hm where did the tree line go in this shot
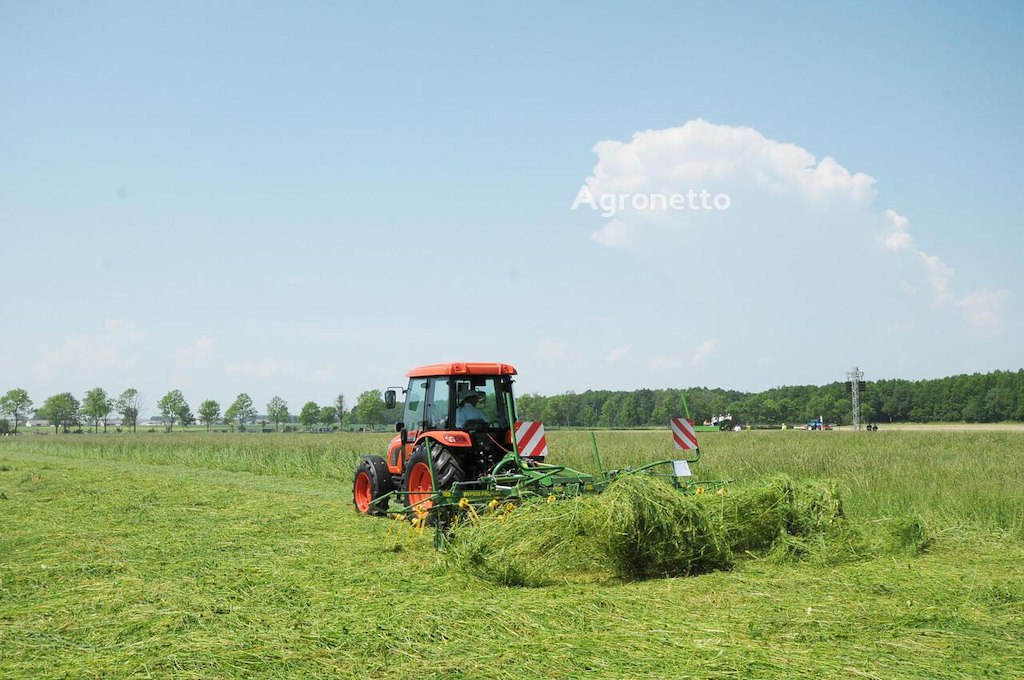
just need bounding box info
[0,386,402,435]
[0,388,357,434]
[4,369,1022,434]
[514,369,1024,427]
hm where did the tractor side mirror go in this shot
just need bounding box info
[384,389,397,409]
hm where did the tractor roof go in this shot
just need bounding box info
[407,362,517,378]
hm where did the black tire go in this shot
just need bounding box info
[353,455,394,516]
[404,444,467,502]
[403,444,468,527]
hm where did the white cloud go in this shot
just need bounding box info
[536,339,567,360]
[585,118,877,246]
[648,355,683,371]
[883,209,913,251]
[691,338,718,365]
[957,289,1009,333]
[105,318,142,342]
[220,357,341,389]
[880,210,1007,329]
[591,218,630,247]
[578,119,1010,335]
[224,358,290,380]
[33,319,142,379]
[881,210,1006,327]
[606,346,629,363]
[177,335,215,366]
[308,363,337,383]
[898,280,918,296]
[918,251,955,305]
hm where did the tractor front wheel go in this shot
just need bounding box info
[353,455,394,516]
[404,444,467,511]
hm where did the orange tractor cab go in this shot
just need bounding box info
[353,362,521,515]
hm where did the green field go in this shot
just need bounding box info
[1,431,1022,678]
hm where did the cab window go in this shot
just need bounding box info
[453,377,510,427]
[424,378,450,429]
[403,380,427,431]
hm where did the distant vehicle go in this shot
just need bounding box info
[695,413,735,432]
[798,418,832,431]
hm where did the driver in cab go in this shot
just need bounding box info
[455,389,487,427]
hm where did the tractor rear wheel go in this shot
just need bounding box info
[353,455,394,516]
[404,444,467,511]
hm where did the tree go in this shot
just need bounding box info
[542,393,576,427]
[335,393,346,429]
[984,387,1013,422]
[598,393,622,427]
[0,388,33,433]
[299,401,320,429]
[319,405,337,429]
[225,393,256,432]
[81,387,113,433]
[115,388,143,432]
[38,392,80,434]
[578,403,597,427]
[353,389,387,427]
[266,396,289,431]
[198,400,221,431]
[157,390,188,431]
[177,401,194,428]
[515,393,543,422]
[617,393,641,427]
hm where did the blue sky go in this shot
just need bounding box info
[2,1,1022,415]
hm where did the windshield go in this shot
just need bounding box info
[453,376,514,429]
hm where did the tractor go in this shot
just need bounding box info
[352,362,724,535]
[353,362,530,516]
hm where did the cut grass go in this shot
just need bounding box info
[1,431,1023,677]
[5,429,1021,535]
[446,474,919,587]
[551,429,1024,536]
[0,432,380,481]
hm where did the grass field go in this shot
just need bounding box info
[1,430,1022,678]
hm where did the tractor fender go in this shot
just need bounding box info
[388,430,475,475]
[412,430,473,450]
[386,434,405,475]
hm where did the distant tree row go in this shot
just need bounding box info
[0,388,350,434]
[515,369,1024,427]
[5,369,1022,434]
[152,391,350,432]
[0,387,143,435]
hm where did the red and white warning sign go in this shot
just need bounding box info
[670,416,699,451]
[515,421,549,459]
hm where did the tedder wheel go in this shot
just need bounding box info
[403,444,467,512]
[353,455,394,516]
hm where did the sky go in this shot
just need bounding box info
[2,1,1022,416]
